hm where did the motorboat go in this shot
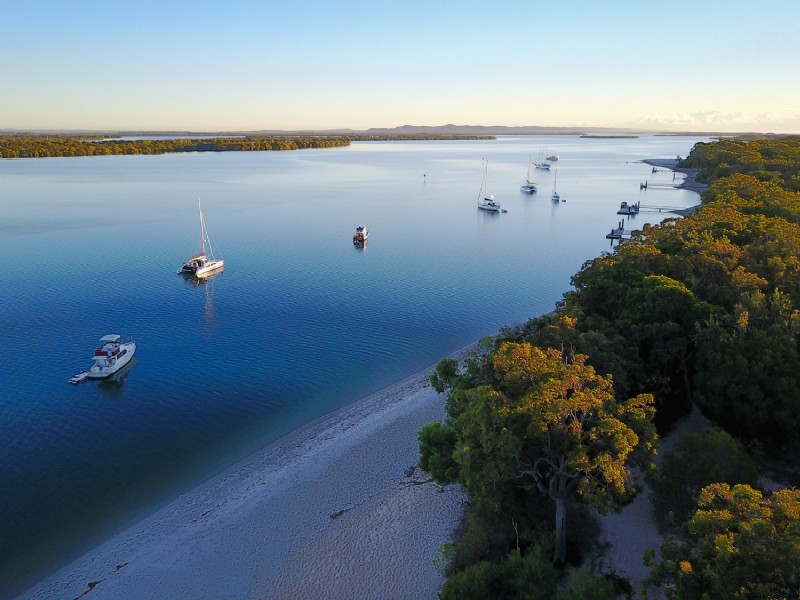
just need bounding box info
[617,201,640,215]
[477,160,501,212]
[180,199,224,278]
[87,334,137,379]
[547,154,560,162]
[353,225,369,245]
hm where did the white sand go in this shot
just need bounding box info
[18,361,468,600]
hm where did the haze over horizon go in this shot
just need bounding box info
[4,0,799,134]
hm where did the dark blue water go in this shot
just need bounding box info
[0,135,706,595]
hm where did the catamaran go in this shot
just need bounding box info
[179,198,224,278]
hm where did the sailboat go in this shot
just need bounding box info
[477,160,501,212]
[520,155,537,194]
[534,148,551,170]
[179,198,224,278]
[552,169,563,202]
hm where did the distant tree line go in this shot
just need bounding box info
[0,135,350,158]
[420,135,800,599]
[680,136,800,192]
[0,133,495,159]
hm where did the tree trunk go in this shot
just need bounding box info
[554,493,567,566]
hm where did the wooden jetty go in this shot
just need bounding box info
[638,203,687,213]
[606,219,632,240]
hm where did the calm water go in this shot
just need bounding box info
[0,135,707,595]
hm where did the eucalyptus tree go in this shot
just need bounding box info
[421,342,657,565]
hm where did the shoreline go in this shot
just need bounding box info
[642,158,708,215]
[17,345,476,600]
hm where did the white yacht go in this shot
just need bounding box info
[353,225,369,245]
[87,334,136,379]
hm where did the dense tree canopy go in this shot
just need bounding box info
[644,484,800,599]
[0,133,493,159]
[0,134,349,158]
[647,427,757,531]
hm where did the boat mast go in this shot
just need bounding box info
[479,160,489,201]
[198,197,207,256]
[198,197,216,260]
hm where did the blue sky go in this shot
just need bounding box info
[3,0,799,132]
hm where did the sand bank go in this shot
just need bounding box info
[18,356,470,600]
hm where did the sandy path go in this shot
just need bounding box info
[593,408,710,598]
[17,363,467,600]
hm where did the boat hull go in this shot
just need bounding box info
[195,260,224,278]
[87,342,137,379]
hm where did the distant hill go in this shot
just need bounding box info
[2,125,760,137]
[247,124,648,136]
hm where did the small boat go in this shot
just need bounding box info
[353,225,369,245]
[68,371,90,385]
[520,156,537,194]
[477,160,501,212]
[87,334,137,379]
[179,198,224,278]
[547,154,559,162]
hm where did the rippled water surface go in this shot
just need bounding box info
[0,135,707,594]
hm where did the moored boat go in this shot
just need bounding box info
[180,199,224,278]
[87,334,136,379]
[353,225,369,245]
[520,156,537,194]
[617,201,640,215]
[477,160,501,212]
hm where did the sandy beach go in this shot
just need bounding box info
[17,355,469,600]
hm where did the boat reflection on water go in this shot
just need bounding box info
[97,358,137,395]
[353,238,368,252]
[181,268,222,334]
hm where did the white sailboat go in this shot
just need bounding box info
[477,160,501,212]
[552,169,563,202]
[534,148,551,170]
[520,155,537,194]
[179,198,224,278]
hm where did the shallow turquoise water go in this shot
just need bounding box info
[0,135,706,595]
